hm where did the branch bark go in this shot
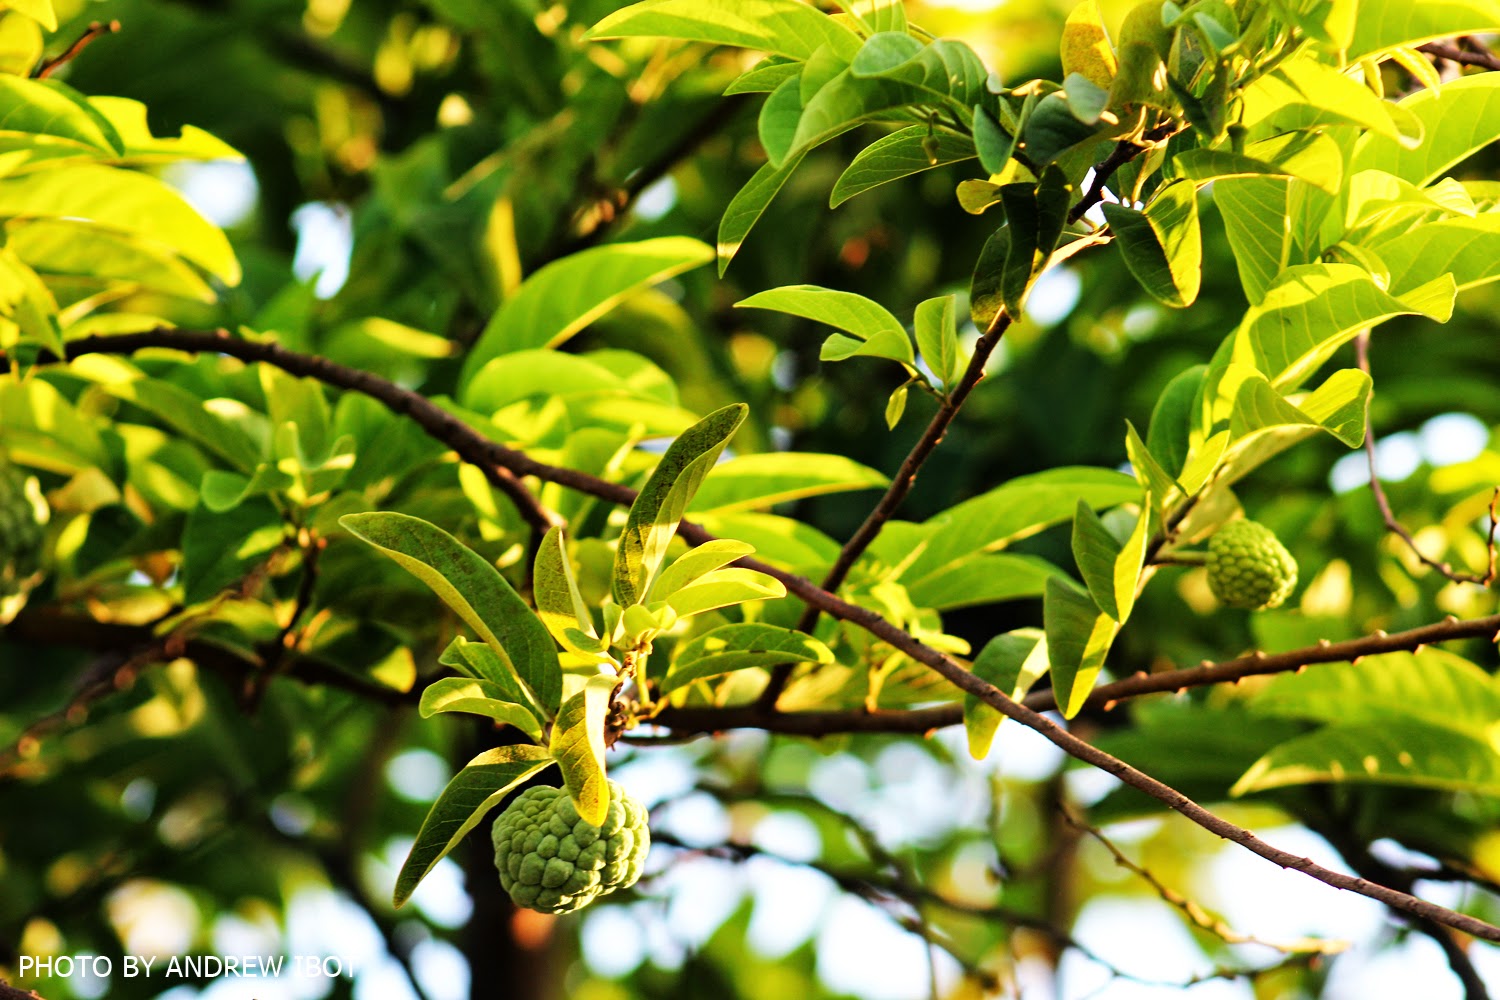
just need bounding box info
[20,328,1500,943]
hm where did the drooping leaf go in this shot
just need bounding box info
[1232,721,1500,797]
[181,497,284,605]
[1043,577,1120,718]
[393,744,554,907]
[1212,176,1291,304]
[534,527,605,659]
[0,76,122,154]
[418,678,546,741]
[549,673,620,826]
[913,294,963,389]
[1060,0,1117,89]
[661,623,833,694]
[689,452,889,513]
[341,512,562,714]
[964,629,1049,758]
[613,403,748,606]
[462,237,714,380]
[1227,368,1371,450]
[586,0,864,61]
[1102,177,1201,307]
[719,149,809,274]
[737,284,914,366]
[1347,0,1500,61]
[830,126,977,208]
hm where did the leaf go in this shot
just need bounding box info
[719,150,809,274]
[0,163,238,283]
[393,744,554,906]
[1212,176,1290,304]
[5,0,56,31]
[830,126,977,208]
[1347,0,1500,61]
[1021,91,1109,165]
[613,403,747,606]
[181,497,283,605]
[1060,0,1117,89]
[1071,498,1147,624]
[884,383,908,429]
[1102,177,1201,307]
[462,237,714,380]
[905,552,1065,610]
[549,673,619,826]
[418,678,546,741]
[914,294,963,389]
[11,219,216,302]
[340,512,562,714]
[1124,420,1177,503]
[964,629,1049,758]
[1231,721,1500,797]
[1226,262,1454,390]
[725,58,801,95]
[661,623,833,694]
[1240,56,1421,147]
[0,77,122,153]
[999,166,1072,317]
[1044,577,1120,718]
[645,539,754,602]
[1146,365,1204,480]
[972,104,1009,175]
[438,638,542,715]
[662,566,785,618]
[86,96,242,163]
[1353,74,1500,190]
[688,452,889,513]
[1371,212,1500,297]
[533,527,604,659]
[1227,368,1372,450]
[737,284,913,366]
[901,467,1142,585]
[89,376,262,473]
[586,0,863,61]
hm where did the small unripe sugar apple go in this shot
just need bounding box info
[492,781,650,914]
[1206,519,1297,610]
[0,455,44,601]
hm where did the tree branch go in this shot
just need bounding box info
[21,328,1500,942]
[1356,332,1499,586]
[1417,39,1500,72]
[34,21,119,79]
[0,981,46,1000]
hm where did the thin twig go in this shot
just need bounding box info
[1059,804,1346,956]
[0,981,46,1000]
[1356,332,1498,586]
[17,329,1500,942]
[1417,39,1500,72]
[34,21,120,78]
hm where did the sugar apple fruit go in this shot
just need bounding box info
[492,781,649,914]
[0,455,43,604]
[1206,520,1297,610]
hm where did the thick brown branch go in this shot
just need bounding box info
[23,327,1500,942]
[0,981,46,1000]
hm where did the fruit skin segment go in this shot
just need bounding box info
[1206,520,1298,610]
[492,781,651,914]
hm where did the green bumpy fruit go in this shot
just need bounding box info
[492,781,650,914]
[0,455,43,600]
[1206,520,1297,610]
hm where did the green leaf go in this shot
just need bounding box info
[969,223,1011,329]
[462,237,714,380]
[1043,577,1120,719]
[1371,212,1500,297]
[613,403,748,606]
[1254,649,1500,730]
[901,467,1142,585]
[972,104,1009,175]
[1060,0,1117,89]
[88,376,262,473]
[1021,91,1108,164]
[737,284,913,366]
[393,744,554,907]
[1102,177,1201,307]
[181,497,283,605]
[1232,720,1500,797]
[340,512,562,715]
[645,539,754,602]
[830,126,977,208]
[86,96,241,163]
[549,673,619,826]
[1347,0,1500,61]
[914,294,963,389]
[10,219,216,302]
[1071,500,1124,620]
[438,638,541,714]
[1240,55,1421,147]
[1124,420,1178,504]
[719,149,809,275]
[1212,176,1290,304]
[1146,365,1204,480]
[1225,262,1455,390]
[0,76,122,154]
[999,166,1072,318]
[688,452,889,514]
[586,0,863,61]
[1227,368,1372,450]
[418,678,546,741]
[845,35,988,105]
[883,382,908,429]
[661,623,833,694]
[725,58,801,95]
[5,0,56,31]
[905,552,1065,611]
[662,567,785,618]
[964,629,1049,759]
[1353,74,1500,190]
[533,527,604,659]
[0,164,238,283]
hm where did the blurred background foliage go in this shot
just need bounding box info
[3,0,1500,997]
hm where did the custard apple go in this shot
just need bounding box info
[0,455,43,602]
[1206,520,1297,610]
[492,781,649,914]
